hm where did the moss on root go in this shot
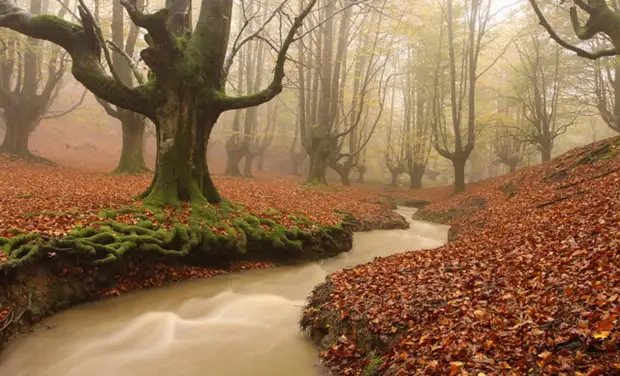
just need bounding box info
[0,203,352,272]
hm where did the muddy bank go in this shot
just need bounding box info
[0,211,407,352]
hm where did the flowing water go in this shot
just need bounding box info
[0,207,449,376]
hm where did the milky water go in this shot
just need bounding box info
[0,207,449,376]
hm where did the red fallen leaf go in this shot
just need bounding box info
[449,361,464,376]
[596,317,615,331]
[584,366,606,376]
[304,137,620,375]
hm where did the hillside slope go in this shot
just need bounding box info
[302,137,620,375]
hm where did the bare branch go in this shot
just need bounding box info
[43,87,88,119]
[106,39,145,85]
[220,0,319,110]
[527,0,618,60]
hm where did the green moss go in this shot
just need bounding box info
[153,213,167,222]
[362,354,383,376]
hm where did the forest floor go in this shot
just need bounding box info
[302,136,620,375]
[0,153,406,345]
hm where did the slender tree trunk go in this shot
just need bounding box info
[225,138,245,176]
[452,157,467,194]
[243,152,255,178]
[114,111,148,174]
[257,153,265,171]
[389,169,400,188]
[357,167,365,183]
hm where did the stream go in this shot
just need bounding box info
[0,207,449,376]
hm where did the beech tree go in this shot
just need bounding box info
[591,48,620,132]
[431,0,497,193]
[224,0,266,177]
[504,33,582,162]
[384,85,406,187]
[297,0,391,185]
[492,99,527,173]
[94,0,149,174]
[0,0,320,205]
[0,0,84,159]
[529,0,620,134]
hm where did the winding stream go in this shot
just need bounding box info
[0,207,448,376]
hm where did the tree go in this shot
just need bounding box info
[383,85,406,187]
[504,33,583,162]
[529,0,620,135]
[0,0,84,160]
[224,0,266,177]
[492,100,527,173]
[590,50,620,132]
[431,0,495,193]
[402,44,433,190]
[94,0,149,174]
[297,0,391,185]
[0,0,320,206]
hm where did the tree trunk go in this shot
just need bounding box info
[225,137,245,176]
[389,169,400,188]
[114,111,148,174]
[0,117,31,155]
[243,152,255,178]
[141,97,221,206]
[291,152,304,175]
[540,141,552,163]
[357,168,365,183]
[409,164,425,190]
[306,150,328,184]
[452,157,466,194]
[257,153,265,171]
[334,165,351,186]
[508,161,517,174]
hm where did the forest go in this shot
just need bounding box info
[0,0,618,375]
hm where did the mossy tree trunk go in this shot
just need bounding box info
[0,0,318,206]
[114,110,148,174]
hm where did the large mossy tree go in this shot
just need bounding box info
[0,0,318,206]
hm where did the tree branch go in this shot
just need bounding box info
[219,0,318,110]
[43,87,87,119]
[527,0,618,60]
[0,0,154,117]
[107,39,145,85]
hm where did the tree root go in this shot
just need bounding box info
[535,190,589,209]
[0,214,323,271]
[0,293,31,334]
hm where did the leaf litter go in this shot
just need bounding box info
[303,137,620,375]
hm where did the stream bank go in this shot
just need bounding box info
[0,207,448,376]
[300,138,620,375]
[0,209,407,352]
